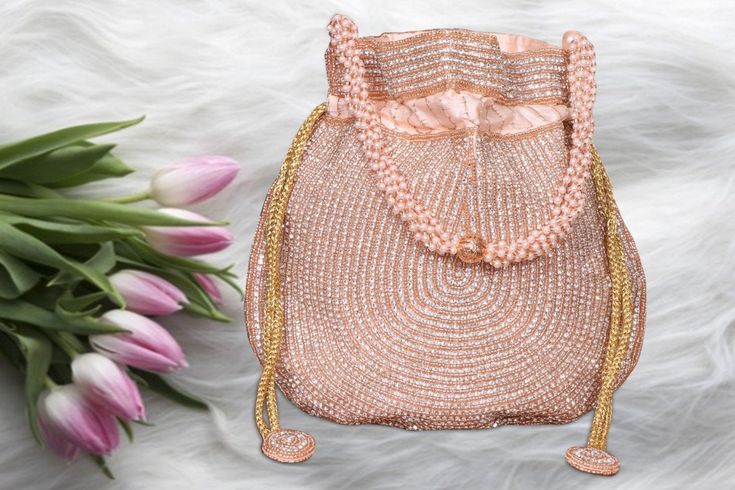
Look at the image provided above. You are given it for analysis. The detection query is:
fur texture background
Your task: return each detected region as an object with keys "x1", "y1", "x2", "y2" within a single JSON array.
[{"x1": 1, "y1": 1, "x2": 734, "y2": 489}]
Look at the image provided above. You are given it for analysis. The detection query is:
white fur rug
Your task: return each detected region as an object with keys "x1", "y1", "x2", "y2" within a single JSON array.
[{"x1": 1, "y1": 1, "x2": 733, "y2": 489}]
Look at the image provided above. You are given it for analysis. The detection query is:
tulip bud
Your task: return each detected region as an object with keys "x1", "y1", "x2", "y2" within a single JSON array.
[
  {"x1": 142, "y1": 208, "x2": 233, "y2": 257},
  {"x1": 109, "y1": 269, "x2": 187, "y2": 316},
  {"x1": 37, "y1": 386, "x2": 119, "y2": 456},
  {"x1": 37, "y1": 397, "x2": 80, "y2": 462},
  {"x1": 149, "y1": 156, "x2": 239, "y2": 207},
  {"x1": 91, "y1": 309, "x2": 188, "y2": 373},
  {"x1": 72, "y1": 353, "x2": 145, "y2": 421},
  {"x1": 193, "y1": 273, "x2": 223, "y2": 305}
]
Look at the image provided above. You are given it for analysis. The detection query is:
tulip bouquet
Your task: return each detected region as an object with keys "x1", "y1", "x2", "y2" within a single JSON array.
[{"x1": 0, "y1": 117, "x2": 240, "y2": 476}]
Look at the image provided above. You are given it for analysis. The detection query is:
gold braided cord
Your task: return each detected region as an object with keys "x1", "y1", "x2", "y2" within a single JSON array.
[
  {"x1": 586, "y1": 145, "x2": 635, "y2": 450},
  {"x1": 255, "y1": 103, "x2": 327, "y2": 439}
]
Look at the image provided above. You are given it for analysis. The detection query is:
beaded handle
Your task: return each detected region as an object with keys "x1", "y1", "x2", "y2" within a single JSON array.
[{"x1": 327, "y1": 14, "x2": 597, "y2": 266}]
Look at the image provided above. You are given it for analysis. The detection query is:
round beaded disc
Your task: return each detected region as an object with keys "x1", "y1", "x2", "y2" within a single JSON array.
[
  {"x1": 565, "y1": 446, "x2": 620, "y2": 476},
  {"x1": 261, "y1": 429, "x2": 316, "y2": 463}
]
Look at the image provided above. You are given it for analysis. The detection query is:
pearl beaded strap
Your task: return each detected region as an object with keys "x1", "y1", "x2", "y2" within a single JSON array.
[{"x1": 327, "y1": 14, "x2": 597, "y2": 266}]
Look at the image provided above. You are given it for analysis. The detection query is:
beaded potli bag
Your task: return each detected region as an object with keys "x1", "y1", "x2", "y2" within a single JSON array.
[{"x1": 245, "y1": 14, "x2": 646, "y2": 476}]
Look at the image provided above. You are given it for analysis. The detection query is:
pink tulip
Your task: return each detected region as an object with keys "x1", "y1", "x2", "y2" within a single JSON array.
[
  {"x1": 149, "y1": 156, "x2": 239, "y2": 206},
  {"x1": 142, "y1": 208, "x2": 233, "y2": 256},
  {"x1": 72, "y1": 353, "x2": 146, "y2": 421},
  {"x1": 37, "y1": 398, "x2": 81, "y2": 462},
  {"x1": 37, "y1": 386, "x2": 119, "y2": 456},
  {"x1": 193, "y1": 273, "x2": 223, "y2": 305},
  {"x1": 91, "y1": 309, "x2": 188, "y2": 373},
  {"x1": 109, "y1": 269, "x2": 187, "y2": 316}
]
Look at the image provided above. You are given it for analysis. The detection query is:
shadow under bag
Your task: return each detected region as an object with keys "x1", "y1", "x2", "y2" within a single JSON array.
[{"x1": 245, "y1": 13, "x2": 646, "y2": 476}]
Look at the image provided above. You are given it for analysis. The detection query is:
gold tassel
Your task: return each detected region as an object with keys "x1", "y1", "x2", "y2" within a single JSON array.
[
  {"x1": 255, "y1": 104, "x2": 326, "y2": 463},
  {"x1": 565, "y1": 145, "x2": 635, "y2": 476}
]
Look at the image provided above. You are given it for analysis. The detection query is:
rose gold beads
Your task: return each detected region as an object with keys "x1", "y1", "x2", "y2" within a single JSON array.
[
  {"x1": 327, "y1": 16, "x2": 597, "y2": 268},
  {"x1": 456, "y1": 235, "x2": 486, "y2": 264},
  {"x1": 565, "y1": 446, "x2": 620, "y2": 476},
  {"x1": 261, "y1": 429, "x2": 316, "y2": 463}
]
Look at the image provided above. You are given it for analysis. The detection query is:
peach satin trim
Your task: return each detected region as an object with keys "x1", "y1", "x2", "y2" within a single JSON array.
[{"x1": 327, "y1": 89, "x2": 570, "y2": 136}]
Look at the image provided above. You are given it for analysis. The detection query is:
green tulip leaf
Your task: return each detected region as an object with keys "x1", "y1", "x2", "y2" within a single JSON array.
[
  {"x1": 0, "y1": 195, "x2": 224, "y2": 227},
  {"x1": 0, "y1": 117, "x2": 144, "y2": 170},
  {"x1": 132, "y1": 369, "x2": 208, "y2": 411},
  {"x1": 182, "y1": 301, "x2": 230, "y2": 322},
  {"x1": 118, "y1": 418, "x2": 134, "y2": 443},
  {"x1": 24, "y1": 283, "x2": 66, "y2": 311},
  {"x1": 0, "y1": 322, "x2": 52, "y2": 445},
  {"x1": 0, "y1": 222, "x2": 123, "y2": 305},
  {"x1": 1, "y1": 214, "x2": 143, "y2": 244},
  {"x1": 122, "y1": 238, "x2": 225, "y2": 274},
  {"x1": 0, "y1": 143, "x2": 116, "y2": 184},
  {"x1": 44, "y1": 330, "x2": 85, "y2": 360},
  {"x1": 91, "y1": 455, "x2": 115, "y2": 480},
  {"x1": 87, "y1": 242, "x2": 116, "y2": 274},
  {"x1": 0, "y1": 251, "x2": 40, "y2": 299},
  {"x1": 127, "y1": 370, "x2": 149, "y2": 387},
  {"x1": 48, "y1": 242, "x2": 117, "y2": 288},
  {"x1": 213, "y1": 269, "x2": 243, "y2": 299},
  {"x1": 112, "y1": 241, "x2": 145, "y2": 262},
  {"x1": 48, "y1": 141, "x2": 134, "y2": 188},
  {"x1": 54, "y1": 300, "x2": 111, "y2": 328},
  {"x1": 0, "y1": 179, "x2": 64, "y2": 199},
  {"x1": 57, "y1": 291, "x2": 108, "y2": 313},
  {"x1": 0, "y1": 299, "x2": 126, "y2": 335},
  {"x1": 45, "y1": 267, "x2": 86, "y2": 287},
  {"x1": 54, "y1": 301, "x2": 101, "y2": 319}
]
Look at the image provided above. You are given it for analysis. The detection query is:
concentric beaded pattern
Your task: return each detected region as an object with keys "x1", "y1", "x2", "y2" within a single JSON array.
[
  {"x1": 565, "y1": 446, "x2": 621, "y2": 476},
  {"x1": 261, "y1": 429, "x2": 316, "y2": 464},
  {"x1": 245, "y1": 14, "x2": 646, "y2": 475}
]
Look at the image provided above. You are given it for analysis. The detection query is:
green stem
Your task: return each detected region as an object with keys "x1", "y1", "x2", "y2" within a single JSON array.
[
  {"x1": 46, "y1": 331, "x2": 80, "y2": 360},
  {"x1": 104, "y1": 190, "x2": 150, "y2": 204},
  {"x1": 45, "y1": 376, "x2": 58, "y2": 389}
]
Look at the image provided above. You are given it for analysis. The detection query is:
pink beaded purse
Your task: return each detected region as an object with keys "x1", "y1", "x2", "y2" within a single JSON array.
[{"x1": 245, "y1": 14, "x2": 646, "y2": 476}]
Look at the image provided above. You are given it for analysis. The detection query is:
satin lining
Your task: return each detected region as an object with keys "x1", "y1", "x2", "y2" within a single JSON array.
[{"x1": 327, "y1": 89, "x2": 570, "y2": 136}]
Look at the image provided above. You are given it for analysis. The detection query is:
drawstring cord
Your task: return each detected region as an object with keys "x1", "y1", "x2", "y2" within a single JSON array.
[
  {"x1": 564, "y1": 145, "x2": 635, "y2": 476},
  {"x1": 255, "y1": 104, "x2": 326, "y2": 463}
]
